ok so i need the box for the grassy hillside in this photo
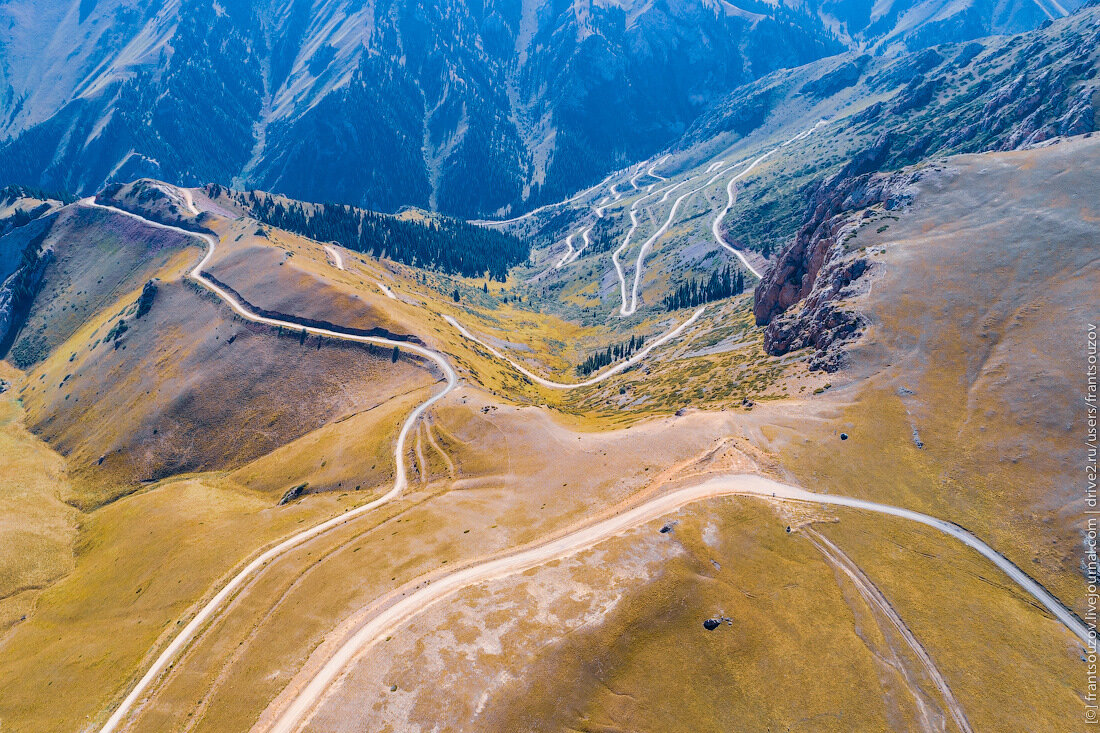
[774,135,1100,615]
[4,205,200,368]
[273,138,1094,732]
[0,361,76,634]
[0,35,1094,726]
[19,277,430,509]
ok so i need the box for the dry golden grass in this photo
[0,472,363,733]
[774,137,1100,615]
[816,507,1081,732]
[468,501,903,733]
[111,390,745,732]
[7,204,201,368]
[17,277,430,509]
[3,133,1092,733]
[302,494,1081,732]
[0,362,77,633]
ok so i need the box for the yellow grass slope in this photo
[0,362,77,634]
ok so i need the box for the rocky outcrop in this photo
[760,270,869,372]
[135,280,158,319]
[753,133,895,325]
[753,135,922,371]
[798,56,871,101]
[889,74,941,115]
[0,223,54,356]
[997,78,1099,149]
[750,15,1098,372]
[279,483,308,506]
[0,186,65,237]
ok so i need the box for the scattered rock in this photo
[135,279,158,318]
[890,74,940,115]
[897,386,915,396]
[105,318,128,344]
[840,433,849,440]
[703,615,733,630]
[799,56,871,100]
[0,378,9,394]
[659,522,677,534]
[279,482,308,505]
[785,525,792,534]
[911,427,924,449]
[675,407,687,417]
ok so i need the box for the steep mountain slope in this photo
[0,0,836,217]
[675,3,1098,259]
[488,6,1095,346]
[795,0,1084,51]
[1,0,1076,218]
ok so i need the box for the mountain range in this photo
[0,0,1083,217]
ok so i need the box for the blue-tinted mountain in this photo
[1,0,1078,217]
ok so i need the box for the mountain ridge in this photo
[1,0,1080,218]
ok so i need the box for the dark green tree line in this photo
[210,186,528,281]
[663,265,745,311]
[576,334,646,377]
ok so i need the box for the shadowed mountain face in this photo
[800,0,1078,51]
[0,0,1078,218]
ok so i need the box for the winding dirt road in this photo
[90,188,713,731]
[647,154,670,182]
[711,120,828,280]
[805,528,974,733]
[444,306,705,389]
[259,473,1088,733]
[86,169,1087,733]
[373,279,398,300]
[83,198,458,733]
[555,225,592,269]
[611,120,827,316]
[323,244,345,270]
[610,180,683,309]
[622,163,738,315]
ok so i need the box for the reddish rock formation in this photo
[752,134,922,371]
